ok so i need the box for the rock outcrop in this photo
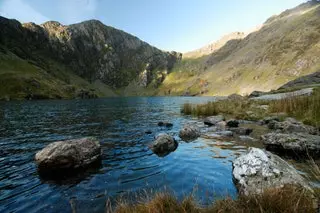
[150,133,178,157]
[179,124,201,141]
[268,117,318,135]
[35,137,101,171]
[0,16,182,99]
[232,148,311,195]
[262,132,320,158]
[204,115,225,126]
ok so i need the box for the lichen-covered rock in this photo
[35,137,101,171]
[262,132,320,157]
[150,133,178,156]
[204,115,224,126]
[232,148,311,195]
[179,124,201,141]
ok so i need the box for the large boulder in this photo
[204,115,224,126]
[150,133,178,157]
[35,137,101,171]
[179,124,201,141]
[268,118,318,135]
[232,147,311,195]
[262,132,320,158]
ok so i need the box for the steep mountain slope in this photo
[279,70,320,89]
[183,31,248,59]
[0,17,181,100]
[159,1,320,96]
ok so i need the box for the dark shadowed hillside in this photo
[0,17,181,100]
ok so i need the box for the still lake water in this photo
[0,97,254,213]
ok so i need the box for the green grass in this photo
[181,97,269,121]
[269,87,320,127]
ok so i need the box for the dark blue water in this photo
[0,97,250,213]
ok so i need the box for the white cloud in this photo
[0,0,49,24]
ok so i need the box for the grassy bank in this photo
[181,87,320,127]
[181,97,269,121]
[108,185,315,213]
[269,87,320,127]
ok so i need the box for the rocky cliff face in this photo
[0,17,181,99]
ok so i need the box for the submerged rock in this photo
[262,132,320,158]
[35,137,101,171]
[150,133,178,157]
[158,121,173,128]
[204,115,224,126]
[179,124,201,141]
[232,147,311,195]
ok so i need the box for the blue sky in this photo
[0,0,306,52]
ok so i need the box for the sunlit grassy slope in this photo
[158,1,320,96]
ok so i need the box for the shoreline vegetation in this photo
[182,87,320,128]
[106,88,320,213]
[83,88,320,213]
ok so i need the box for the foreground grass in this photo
[269,87,320,127]
[109,185,316,213]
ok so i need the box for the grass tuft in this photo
[109,185,316,213]
[269,87,320,127]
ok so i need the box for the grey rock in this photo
[204,115,225,126]
[268,119,318,135]
[262,116,280,125]
[226,119,239,128]
[150,133,178,156]
[262,132,320,157]
[179,124,201,141]
[215,131,234,137]
[232,147,311,195]
[216,121,227,131]
[239,136,257,142]
[230,127,253,135]
[35,137,101,171]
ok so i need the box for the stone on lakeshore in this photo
[204,115,224,126]
[150,133,178,156]
[230,127,253,135]
[226,119,239,128]
[262,132,320,158]
[35,137,101,171]
[179,124,201,141]
[232,147,311,195]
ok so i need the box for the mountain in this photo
[0,18,181,100]
[183,31,249,59]
[158,1,320,96]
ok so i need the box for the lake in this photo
[0,97,255,213]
